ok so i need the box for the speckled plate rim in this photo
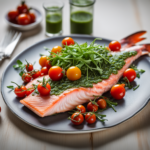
[1,35,150,134]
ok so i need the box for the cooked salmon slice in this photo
[20,45,149,117]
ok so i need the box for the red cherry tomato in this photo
[76,105,86,113]
[26,63,33,72]
[45,60,52,69]
[62,37,75,47]
[14,86,27,97]
[17,1,28,14]
[41,67,48,76]
[110,84,126,100]
[97,99,107,109]
[87,102,98,112]
[8,10,19,21]
[37,83,51,96]
[26,88,34,96]
[32,70,41,79]
[123,68,136,82]
[17,14,31,25]
[71,112,84,125]
[85,113,96,124]
[48,66,63,81]
[28,12,36,23]
[22,73,32,83]
[109,41,121,51]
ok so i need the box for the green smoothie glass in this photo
[70,0,95,35]
[43,0,64,37]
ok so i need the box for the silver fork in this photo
[0,30,22,61]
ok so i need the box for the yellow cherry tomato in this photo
[39,56,47,67]
[66,66,81,81]
[51,46,62,54]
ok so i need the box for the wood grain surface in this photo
[0,0,150,150]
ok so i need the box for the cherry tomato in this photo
[41,67,48,76]
[26,88,34,96]
[45,60,52,69]
[62,37,75,47]
[28,12,36,23]
[17,14,31,25]
[39,56,47,67]
[87,102,98,112]
[109,41,121,51]
[26,63,33,72]
[66,66,81,81]
[37,83,51,96]
[22,73,32,83]
[71,112,84,125]
[51,46,62,54]
[85,113,96,124]
[14,86,27,97]
[110,84,126,100]
[17,1,28,14]
[8,10,19,21]
[48,66,63,81]
[97,99,107,109]
[123,68,136,82]
[76,105,86,113]
[32,70,41,79]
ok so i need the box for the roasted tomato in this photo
[123,68,136,82]
[110,84,126,100]
[62,37,75,47]
[109,41,121,51]
[71,112,84,125]
[97,99,107,109]
[85,113,96,124]
[66,66,81,81]
[76,105,86,113]
[48,66,63,81]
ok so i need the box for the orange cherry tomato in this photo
[48,66,63,81]
[87,102,98,112]
[17,14,31,25]
[97,99,107,109]
[51,46,62,54]
[8,10,19,22]
[66,66,81,81]
[39,56,47,67]
[37,83,51,96]
[76,105,86,113]
[123,68,136,82]
[85,113,96,124]
[110,84,126,100]
[71,112,84,125]
[62,37,75,47]
[109,41,121,51]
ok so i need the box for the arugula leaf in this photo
[7,86,14,90]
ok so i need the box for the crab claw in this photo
[120,31,147,50]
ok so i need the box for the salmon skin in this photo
[20,45,149,117]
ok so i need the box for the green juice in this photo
[46,14,62,34]
[70,11,93,34]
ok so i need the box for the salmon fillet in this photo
[20,46,147,117]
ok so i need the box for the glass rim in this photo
[69,0,95,7]
[43,1,64,11]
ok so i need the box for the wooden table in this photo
[0,0,150,149]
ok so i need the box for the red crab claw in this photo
[120,31,147,50]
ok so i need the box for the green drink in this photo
[46,14,62,34]
[71,11,93,34]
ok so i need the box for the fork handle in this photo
[0,52,4,61]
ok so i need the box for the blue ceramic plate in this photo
[1,35,150,134]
